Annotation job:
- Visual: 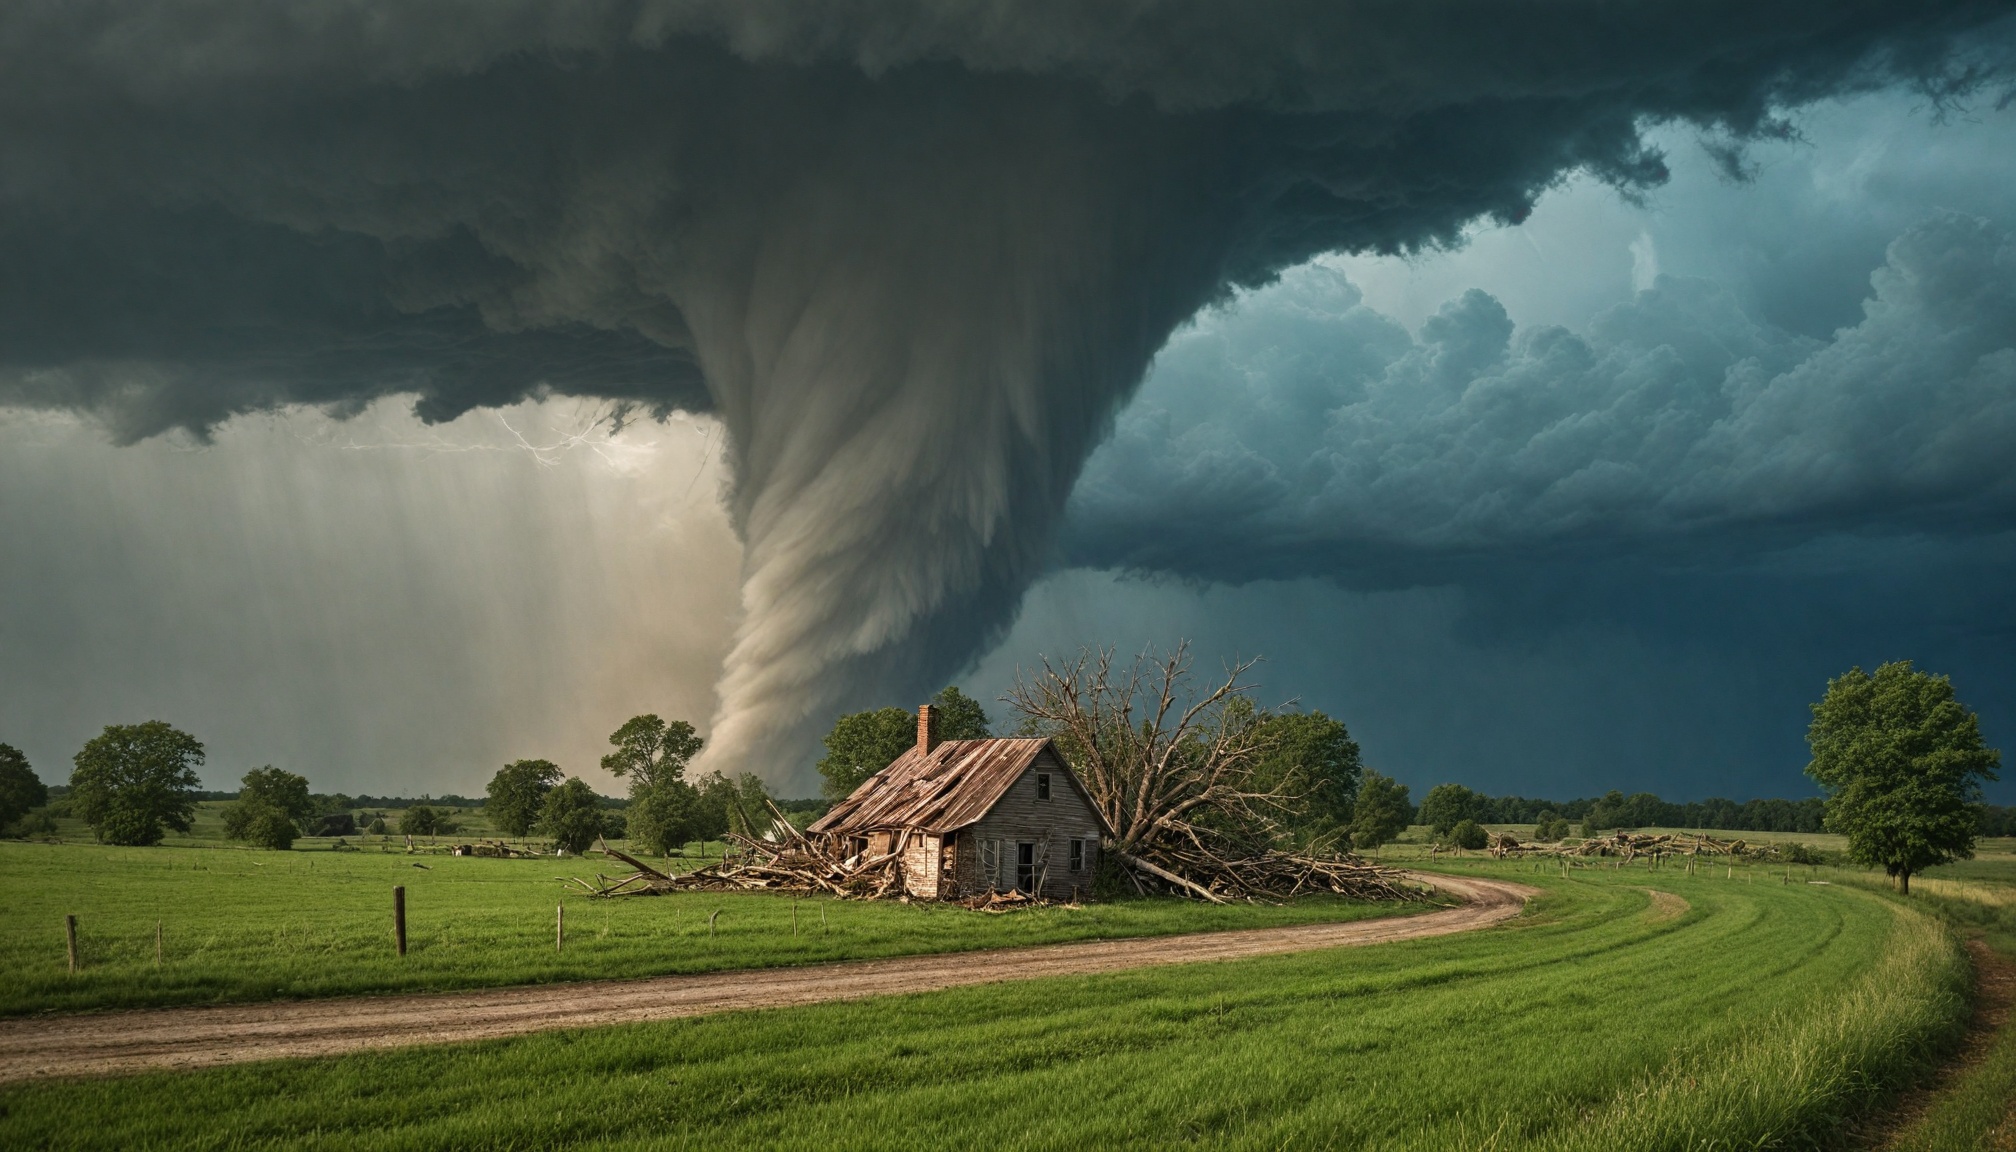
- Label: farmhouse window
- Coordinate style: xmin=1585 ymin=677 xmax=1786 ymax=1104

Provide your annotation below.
xmin=1036 ymin=772 xmax=1052 ymax=800
xmin=1069 ymin=838 xmax=1083 ymax=871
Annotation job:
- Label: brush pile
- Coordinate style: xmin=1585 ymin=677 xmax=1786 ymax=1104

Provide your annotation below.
xmin=1116 ymin=844 xmax=1422 ymax=903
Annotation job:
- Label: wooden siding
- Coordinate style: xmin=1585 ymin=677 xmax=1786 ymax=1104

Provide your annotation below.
xmin=952 ymin=747 xmax=1103 ymax=901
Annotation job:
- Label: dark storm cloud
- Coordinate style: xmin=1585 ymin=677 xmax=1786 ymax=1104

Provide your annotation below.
xmin=1065 ymin=214 xmax=2016 ymax=585
xmin=2 ymin=1 xmax=2011 ymax=775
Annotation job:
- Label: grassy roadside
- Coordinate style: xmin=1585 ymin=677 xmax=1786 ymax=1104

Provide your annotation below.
xmin=0 ymin=840 xmax=1432 ymax=1016
xmin=1884 ymin=944 xmax=2016 ymax=1152
xmin=0 ymin=866 xmax=1965 ymax=1150
xmin=1849 ymin=854 xmax=2016 ymax=1151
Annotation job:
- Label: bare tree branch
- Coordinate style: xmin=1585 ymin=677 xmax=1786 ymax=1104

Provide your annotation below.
xmin=1009 ymin=643 xmax=1420 ymax=903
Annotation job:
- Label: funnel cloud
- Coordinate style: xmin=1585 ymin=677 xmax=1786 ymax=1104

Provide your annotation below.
xmin=2 ymin=3 xmax=2011 ymax=778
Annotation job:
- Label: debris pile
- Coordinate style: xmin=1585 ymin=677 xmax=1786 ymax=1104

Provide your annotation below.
xmin=451 ymin=840 xmax=542 ymax=859
xmin=565 ymin=800 xmax=1420 ymax=906
xmin=1115 ymin=845 xmax=1423 ymax=904
xmin=1488 ymin=830 xmax=1805 ymax=863
xmin=567 ymin=804 xmax=917 ymax=900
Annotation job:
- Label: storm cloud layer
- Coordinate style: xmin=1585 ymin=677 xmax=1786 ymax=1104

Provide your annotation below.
xmin=3 ymin=2 xmax=2012 ymax=777
xmin=1067 ymin=214 xmax=2016 ymax=582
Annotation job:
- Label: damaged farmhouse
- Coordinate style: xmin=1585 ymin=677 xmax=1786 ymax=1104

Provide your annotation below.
xmin=809 ymin=706 xmax=1111 ymax=901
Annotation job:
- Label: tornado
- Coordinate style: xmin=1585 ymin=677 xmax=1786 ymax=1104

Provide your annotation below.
xmin=1 ymin=2 xmax=2009 ymax=781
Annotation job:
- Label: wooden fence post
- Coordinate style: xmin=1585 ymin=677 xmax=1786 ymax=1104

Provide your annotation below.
xmin=65 ymin=914 xmax=78 ymax=973
xmin=155 ymin=920 xmax=163 ymax=966
xmin=394 ymin=885 xmax=407 ymax=957
xmin=557 ymin=902 xmax=564 ymax=954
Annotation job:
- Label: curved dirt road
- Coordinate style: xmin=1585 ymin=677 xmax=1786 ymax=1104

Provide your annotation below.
xmin=0 ymin=872 xmax=1534 ymax=1082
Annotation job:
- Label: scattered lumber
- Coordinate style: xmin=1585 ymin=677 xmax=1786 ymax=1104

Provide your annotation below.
xmin=957 ymin=889 xmax=1041 ymax=913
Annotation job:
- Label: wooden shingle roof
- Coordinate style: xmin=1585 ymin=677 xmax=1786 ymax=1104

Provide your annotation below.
xmin=809 ymin=737 xmax=1104 ymax=837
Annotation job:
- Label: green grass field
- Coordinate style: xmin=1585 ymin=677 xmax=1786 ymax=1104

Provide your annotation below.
xmin=0 ymin=860 xmax=1977 ymax=1150
xmin=0 ymin=840 xmax=1428 ymax=1016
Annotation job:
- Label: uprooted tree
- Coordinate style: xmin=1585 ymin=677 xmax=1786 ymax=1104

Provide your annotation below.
xmin=1004 ymin=644 xmax=1413 ymax=903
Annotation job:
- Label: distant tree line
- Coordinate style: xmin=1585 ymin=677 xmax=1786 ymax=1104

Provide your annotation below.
xmin=1405 ymin=788 xmax=2014 ymax=839
xmin=0 ymin=715 xmax=769 ymax=855
xmin=1410 ymin=783 xmax=1834 ymax=836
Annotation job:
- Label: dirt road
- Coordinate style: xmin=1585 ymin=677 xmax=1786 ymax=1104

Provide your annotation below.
xmin=0 ymin=872 xmax=1535 ymax=1083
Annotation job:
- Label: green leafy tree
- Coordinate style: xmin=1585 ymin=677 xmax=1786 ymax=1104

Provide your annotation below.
xmin=1806 ymin=661 xmax=2001 ymax=895
xmin=688 ymin=773 xmax=733 ymax=849
xmin=237 ymin=803 xmax=299 ymax=850
xmin=628 ymin=779 xmax=700 ymax=855
xmin=367 ymin=816 xmax=388 ymax=835
xmin=600 ymin=715 xmax=704 ymax=790
xmin=485 ymin=759 xmax=562 ymax=837
xmin=1583 ymin=790 xmax=1666 ymax=832
xmin=540 ymin=777 xmax=609 ymax=854
xmin=815 ymin=687 xmax=991 ymax=800
xmin=399 ymin=805 xmax=441 ymax=837
xmin=223 ymin=766 xmax=313 ymax=850
xmin=931 ymin=686 xmax=993 ymax=741
xmin=695 ymin=770 xmax=776 ymax=840
xmin=1349 ymin=771 xmax=1413 ymax=854
xmin=69 ymin=721 xmax=204 ymax=846
xmin=1417 ymin=783 xmax=1479 ymax=837
xmin=1580 ymin=790 xmax=1628 ymax=833
xmin=816 ymin=708 xmax=916 ymax=799
xmin=0 ymin=743 xmax=49 ymax=830
xmin=599 ymin=715 xmax=706 ymax=855
xmin=1450 ymin=818 xmax=1488 ymax=851
xmin=1251 ymin=710 xmax=1362 ymax=838
xmin=236 ymin=766 xmax=313 ymax=818
xmin=1532 ymin=812 xmax=1573 ymax=841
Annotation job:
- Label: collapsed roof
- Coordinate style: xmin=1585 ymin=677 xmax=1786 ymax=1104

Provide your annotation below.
xmin=809 ymin=737 xmax=1111 ymax=838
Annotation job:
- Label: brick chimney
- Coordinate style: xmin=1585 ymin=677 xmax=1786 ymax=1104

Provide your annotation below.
xmin=917 ymin=704 xmax=940 ymax=756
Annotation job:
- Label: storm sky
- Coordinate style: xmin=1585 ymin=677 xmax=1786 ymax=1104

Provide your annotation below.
xmin=2 ymin=3 xmax=2014 ymax=801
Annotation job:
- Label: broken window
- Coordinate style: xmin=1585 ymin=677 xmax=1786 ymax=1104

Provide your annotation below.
xmin=1036 ymin=772 xmax=1052 ymax=800
xmin=1069 ymin=838 xmax=1084 ymax=871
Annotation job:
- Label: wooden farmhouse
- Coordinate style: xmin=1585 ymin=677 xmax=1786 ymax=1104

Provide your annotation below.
xmin=808 ymin=705 xmax=1111 ymax=901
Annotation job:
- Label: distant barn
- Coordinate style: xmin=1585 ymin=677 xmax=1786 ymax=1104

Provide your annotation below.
xmin=809 ymin=705 xmax=1110 ymax=900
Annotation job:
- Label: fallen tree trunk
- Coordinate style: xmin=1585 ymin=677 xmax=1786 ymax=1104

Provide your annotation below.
xmin=1117 ymin=850 xmax=1229 ymax=904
